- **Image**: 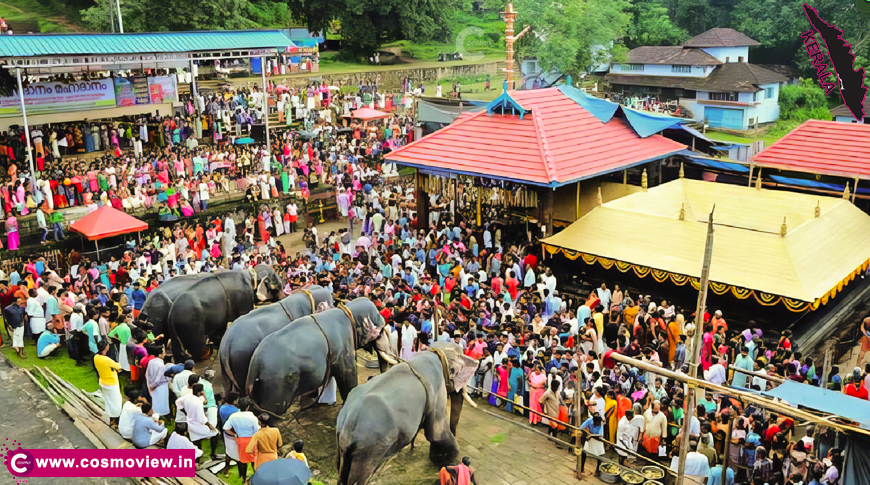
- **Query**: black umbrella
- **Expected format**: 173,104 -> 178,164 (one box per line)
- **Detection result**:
250,458 -> 312,485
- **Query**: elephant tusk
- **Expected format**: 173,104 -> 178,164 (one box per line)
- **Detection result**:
463,389 -> 478,408
379,351 -> 400,365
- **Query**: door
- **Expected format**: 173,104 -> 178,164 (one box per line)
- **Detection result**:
705,107 -> 744,129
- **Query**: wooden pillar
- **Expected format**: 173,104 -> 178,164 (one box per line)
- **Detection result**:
541,187 -> 554,237
476,187 -> 482,227
416,172 -> 429,230
575,181 -> 581,220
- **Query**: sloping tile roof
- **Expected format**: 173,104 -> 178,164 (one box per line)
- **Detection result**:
831,104 -> 862,119
626,46 -> 722,65
683,28 -> 761,47
0,30 -> 293,57
752,119 -> 870,180
705,63 -> 787,90
605,73 -> 708,91
606,62 -> 787,93
386,86 -> 685,187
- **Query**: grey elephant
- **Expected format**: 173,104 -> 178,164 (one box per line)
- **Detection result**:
245,297 -> 399,415
161,265 -> 284,361
336,342 -> 478,485
219,286 -> 334,394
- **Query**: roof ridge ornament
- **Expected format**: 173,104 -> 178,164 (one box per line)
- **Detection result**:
679,202 -> 685,221
679,162 -> 685,179
642,169 -> 648,191
815,201 -> 820,218
843,182 -> 851,200
486,81 -> 528,119
781,216 -> 787,237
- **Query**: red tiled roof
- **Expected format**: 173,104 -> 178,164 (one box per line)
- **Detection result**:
387,87 -> 686,186
751,119 -> 870,180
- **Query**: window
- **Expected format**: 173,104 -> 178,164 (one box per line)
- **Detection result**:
753,91 -> 761,102
748,118 -> 755,126
709,92 -> 738,101
620,64 -> 644,71
738,56 -> 744,62
725,57 -> 730,62
671,65 -> 691,73
765,87 -> 775,99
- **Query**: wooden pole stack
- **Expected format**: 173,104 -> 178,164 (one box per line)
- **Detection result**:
26,367 -> 228,485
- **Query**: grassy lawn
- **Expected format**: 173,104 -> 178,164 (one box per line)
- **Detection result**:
0,0 -> 81,33
316,50 -> 502,76
422,73 -> 506,103
1,338 -> 108,393
705,128 -> 785,149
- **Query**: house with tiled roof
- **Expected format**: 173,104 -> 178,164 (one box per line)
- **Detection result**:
832,104 -> 868,123
605,28 -> 787,130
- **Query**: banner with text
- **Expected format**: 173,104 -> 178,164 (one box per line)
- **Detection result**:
0,80 -> 116,116
114,77 -> 151,107
147,76 -> 177,104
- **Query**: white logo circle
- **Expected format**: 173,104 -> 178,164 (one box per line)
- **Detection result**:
10,453 -> 29,474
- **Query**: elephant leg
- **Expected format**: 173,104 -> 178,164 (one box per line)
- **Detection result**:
333,358 -> 358,402
449,392 -> 464,437
423,401 -> 459,466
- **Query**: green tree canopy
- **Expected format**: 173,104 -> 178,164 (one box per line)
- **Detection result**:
626,0 -> 689,49
514,0 -> 630,76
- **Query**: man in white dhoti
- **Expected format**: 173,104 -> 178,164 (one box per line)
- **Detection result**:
223,215 -> 236,263
177,383 -> 221,462
167,423 -> 203,459
616,409 -> 640,464
400,320 -> 416,361
669,440 -> 710,483
172,360 -> 196,422
146,346 -> 171,417
95,339 -> 123,427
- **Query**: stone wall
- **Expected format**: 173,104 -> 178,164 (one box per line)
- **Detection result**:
233,61 -> 503,91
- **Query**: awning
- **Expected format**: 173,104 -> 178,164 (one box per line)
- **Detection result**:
541,178 -> 870,311
762,380 -> 870,431
69,206 -> 148,241
350,107 -> 389,121
684,156 -> 749,173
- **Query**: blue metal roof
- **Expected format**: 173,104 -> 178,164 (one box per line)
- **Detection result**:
0,30 -> 294,57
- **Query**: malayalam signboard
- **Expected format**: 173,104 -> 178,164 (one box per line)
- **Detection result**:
0,80 -> 116,116
114,77 -> 150,106
147,76 -> 177,104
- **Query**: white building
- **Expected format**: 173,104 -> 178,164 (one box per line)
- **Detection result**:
605,28 -> 787,130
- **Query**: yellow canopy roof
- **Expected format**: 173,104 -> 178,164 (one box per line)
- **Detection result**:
541,179 -> 870,303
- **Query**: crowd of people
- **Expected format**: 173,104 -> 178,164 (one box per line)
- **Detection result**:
0,80 -> 859,485
0,78 -> 417,253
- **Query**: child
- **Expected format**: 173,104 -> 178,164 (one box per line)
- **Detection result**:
286,439 -> 308,466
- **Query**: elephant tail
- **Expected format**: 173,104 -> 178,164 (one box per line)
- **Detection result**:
221,354 -> 241,394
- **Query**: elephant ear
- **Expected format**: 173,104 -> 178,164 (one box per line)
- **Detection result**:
452,354 -> 479,391
362,316 -> 381,343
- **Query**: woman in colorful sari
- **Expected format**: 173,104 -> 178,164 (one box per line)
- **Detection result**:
492,363 -> 508,406
5,213 -> 19,250
527,364 -> 547,424
700,323 -> 714,371
604,389 -> 618,442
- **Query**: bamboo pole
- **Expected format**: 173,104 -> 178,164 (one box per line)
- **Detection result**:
728,365 -> 785,384
676,207 -> 715,485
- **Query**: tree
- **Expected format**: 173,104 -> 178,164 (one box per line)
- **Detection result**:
282,0 -> 459,59
778,78 -> 830,120
81,0 -> 256,32
625,0 -> 689,49
514,0 -> 630,76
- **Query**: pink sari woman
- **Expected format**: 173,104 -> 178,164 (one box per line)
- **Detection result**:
5,214 -> 19,250
528,368 -> 547,424
700,326 -> 714,371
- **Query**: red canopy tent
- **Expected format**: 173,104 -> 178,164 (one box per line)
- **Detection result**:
69,206 -> 148,259
350,107 -> 390,121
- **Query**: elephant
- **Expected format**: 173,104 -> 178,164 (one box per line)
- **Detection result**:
138,273 -> 210,339
335,342 -> 479,485
161,265 -> 285,362
245,297 -> 400,415
219,285 -> 335,394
